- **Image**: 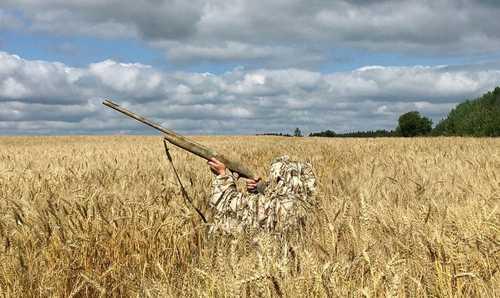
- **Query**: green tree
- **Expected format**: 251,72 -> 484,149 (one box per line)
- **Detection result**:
433,86 -> 500,137
396,111 -> 433,137
294,127 -> 303,137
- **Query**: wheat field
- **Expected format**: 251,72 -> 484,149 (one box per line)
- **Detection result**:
0,136 -> 498,297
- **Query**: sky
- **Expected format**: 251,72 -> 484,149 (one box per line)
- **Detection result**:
1,0 -> 500,135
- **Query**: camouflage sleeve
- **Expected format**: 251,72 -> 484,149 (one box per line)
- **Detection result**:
209,170 -> 249,214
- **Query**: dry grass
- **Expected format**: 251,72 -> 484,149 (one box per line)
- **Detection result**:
0,136 -> 498,297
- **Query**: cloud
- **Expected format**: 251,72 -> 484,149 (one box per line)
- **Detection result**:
156,41 -> 324,67
87,60 -> 170,101
325,65 -> 500,102
1,51 -> 499,135
0,52 -> 86,104
2,0 -> 202,39
0,101 -> 96,122
0,9 -> 22,29
3,1 -> 500,66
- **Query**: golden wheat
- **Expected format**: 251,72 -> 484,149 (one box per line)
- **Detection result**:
0,136 -> 498,297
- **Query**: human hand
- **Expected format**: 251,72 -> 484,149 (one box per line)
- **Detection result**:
207,158 -> 226,176
246,177 -> 262,193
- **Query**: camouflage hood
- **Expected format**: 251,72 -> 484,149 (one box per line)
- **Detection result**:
266,155 -> 316,199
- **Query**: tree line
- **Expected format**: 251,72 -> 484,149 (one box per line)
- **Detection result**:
309,86 -> 500,138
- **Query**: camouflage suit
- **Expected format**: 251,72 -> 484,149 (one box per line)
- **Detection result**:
209,155 -> 316,235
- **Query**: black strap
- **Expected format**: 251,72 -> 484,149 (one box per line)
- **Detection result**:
163,138 -> 207,223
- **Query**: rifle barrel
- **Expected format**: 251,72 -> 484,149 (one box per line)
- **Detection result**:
102,99 -> 256,179
104,99 -> 177,136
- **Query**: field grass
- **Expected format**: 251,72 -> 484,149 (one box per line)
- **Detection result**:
0,136 -> 498,297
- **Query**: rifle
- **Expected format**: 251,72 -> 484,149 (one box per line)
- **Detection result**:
102,99 -> 259,180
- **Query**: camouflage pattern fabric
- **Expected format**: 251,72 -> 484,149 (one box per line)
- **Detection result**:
209,155 -> 316,235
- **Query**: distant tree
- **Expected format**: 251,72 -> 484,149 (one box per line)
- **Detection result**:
335,129 -> 396,138
309,129 -> 397,138
396,111 -> 433,137
309,130 -> 336,137
294,127 -> 303,137
433,86 -> 500,137
256,132 -> 292,137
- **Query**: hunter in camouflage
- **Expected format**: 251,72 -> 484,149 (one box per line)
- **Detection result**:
207,155 -> 316,235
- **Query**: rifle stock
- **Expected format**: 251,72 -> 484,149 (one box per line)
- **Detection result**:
102,99 -> 257,179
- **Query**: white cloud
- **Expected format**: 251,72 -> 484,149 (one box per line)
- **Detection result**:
88,60 -> 165,98
325,66 -> 500,102
0,52 -> 86,104
0,52 -> 499,135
